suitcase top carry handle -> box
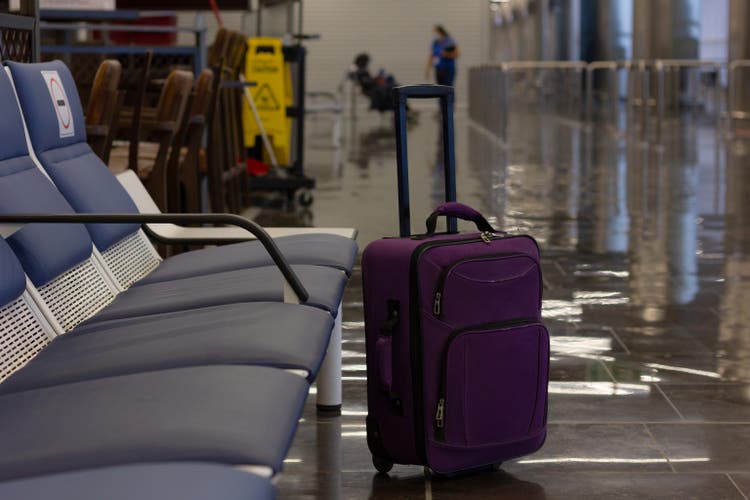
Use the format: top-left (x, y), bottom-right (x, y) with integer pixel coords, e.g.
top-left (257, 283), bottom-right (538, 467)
top-left (393, 85), bottom-right (457, 237)
top-left (424, 202), bottom-right (496, 236)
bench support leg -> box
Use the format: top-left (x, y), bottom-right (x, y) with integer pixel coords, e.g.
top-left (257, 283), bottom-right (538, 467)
top-left (317, 303), bottom-right (342, 415)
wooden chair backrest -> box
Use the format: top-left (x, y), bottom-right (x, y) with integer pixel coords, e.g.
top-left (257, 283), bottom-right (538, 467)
top-left (86, 59), bottom-right (121, 127)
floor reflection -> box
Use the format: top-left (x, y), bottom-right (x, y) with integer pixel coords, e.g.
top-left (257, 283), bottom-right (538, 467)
top-left (267, 107), bottom-right (750, 499)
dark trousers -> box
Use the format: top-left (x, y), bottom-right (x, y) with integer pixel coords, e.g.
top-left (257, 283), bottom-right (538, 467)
top-left (435, 67), bottom-right (456, 87)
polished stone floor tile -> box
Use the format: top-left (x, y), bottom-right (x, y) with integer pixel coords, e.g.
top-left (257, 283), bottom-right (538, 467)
top-left (547, 384), bottom-right (681, 423)
top-left (647, 424), bottom-right (750, 472)
top-left (502, 424), bottom-right (670, 472)
top-left (729, 473), bottom-right (750, 496)
top-left (658, 384), bottom-right (750, 422)
top-left (605, 354), bottom-right (748, 385)
top-left (548, 355), bottom-right (614, 382)
top-left (430, 471), bottom-right (745, 500)
top-left (611, 325), bottom-right (714, 356)
top-left (606, 354), bottom-right (750, 386)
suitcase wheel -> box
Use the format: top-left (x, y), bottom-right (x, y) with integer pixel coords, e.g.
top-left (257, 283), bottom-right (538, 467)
top-left (372, 454), bottom-right (394, 474)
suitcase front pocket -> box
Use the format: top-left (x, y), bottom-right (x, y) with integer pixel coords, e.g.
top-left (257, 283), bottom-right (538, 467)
top-left (435, 321), bottom-right (549, 447)
top-left (432, 254), bottom-right (541, 326)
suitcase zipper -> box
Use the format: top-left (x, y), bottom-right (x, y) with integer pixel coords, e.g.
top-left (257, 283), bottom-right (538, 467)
top-left (409, 233), bottom-right (513, 463)
top-left (432, 251), bottom-right (523, 318)
top-left (434, 318), bottom-right (538, 442)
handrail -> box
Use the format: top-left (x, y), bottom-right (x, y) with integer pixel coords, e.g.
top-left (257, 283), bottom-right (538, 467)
top-left (499, 61), bottom-right (587, 71)
top-left (0, 212), bottom-right (309, 303)
top-left (654, 59), bottom-right (725, 68)
top-left (39, 22), bottom-right (207, 34)
top-left (469, 58), bottom-right (743, 143)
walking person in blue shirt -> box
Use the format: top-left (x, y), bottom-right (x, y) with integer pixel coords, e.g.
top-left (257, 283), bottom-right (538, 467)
top-left (425, 24), bottom-right (459, 86)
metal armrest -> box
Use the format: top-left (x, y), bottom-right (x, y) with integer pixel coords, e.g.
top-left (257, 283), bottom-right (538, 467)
top-left (0, 212), bottom-right (309, 303)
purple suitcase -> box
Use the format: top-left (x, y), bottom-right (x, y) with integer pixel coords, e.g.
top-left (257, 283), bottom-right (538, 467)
top-left (362, 85), bottom-right (549, 475)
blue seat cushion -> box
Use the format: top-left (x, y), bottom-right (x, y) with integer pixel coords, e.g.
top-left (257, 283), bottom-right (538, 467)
top-left (0, 238), bottom-right (26, 308)
top-left (0, 365), bottom-right (307, 481)
top-left (0, 302), bottom-right (333, 393)
top-left (0, 164), bottom-right (93, 287)
top-left (138, 234), bottom-right (359, 285)
top-left (85, 265), bottom-right (347, 324)
top-left (0, 463), bottom-right (275, 500)
top-left (6, 61), bottom-right (140, 251)
top-left (37, 142), bottom-right (140, 251)
top-left (0, 68), bottom-right (93, 287)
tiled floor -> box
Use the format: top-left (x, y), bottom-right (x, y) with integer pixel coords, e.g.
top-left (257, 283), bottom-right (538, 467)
top-left (255, 105), bottom-right (750, 499)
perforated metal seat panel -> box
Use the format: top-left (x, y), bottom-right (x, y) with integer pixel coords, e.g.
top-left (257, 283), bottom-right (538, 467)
top-left (101, 231), bottom-right (161, 289)
top-left (0, 295), bottom-right (49, 381)
top-left (38, 258), bottom-right (115, 331)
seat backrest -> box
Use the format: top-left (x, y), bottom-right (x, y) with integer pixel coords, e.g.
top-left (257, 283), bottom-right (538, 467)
top-left (191, 68), bottom-right (215, 119)
top-left (0, 66), bottom-right (118, 330)
top-left (155, 69), bottom-right (194, 126)
top-left (6, 60), bottom-right (162, 290)
top-left (0, 236), bottom-right (54, 381)
top-left (85, 59), bottom-right (122, 161)
top-left (0, 67), bottom-right (94, 289)
top-left (208, 27), bottom-right (230, 69)
top-left (6, 60), bottom-right (142, 252)
top-left (168, 68), bottom-right (213, 213)
top-left (148, 69), bottom-right (195, 212)
top-left (86, 59), bottom-right (121, 128)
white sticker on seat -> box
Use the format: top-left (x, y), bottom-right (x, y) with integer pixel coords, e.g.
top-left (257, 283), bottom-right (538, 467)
top-left (41, 70), bottom-right (75, 138)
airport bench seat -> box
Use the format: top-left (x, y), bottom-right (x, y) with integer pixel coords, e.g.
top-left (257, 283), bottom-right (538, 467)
top-left (0, 301), bottom-right (333, 394)
top-left (0, 239), bottom-right (307, 487)
top-left (0, 463), bottom-right (275, 500)
top-left (0, 365), bottom-right (307, 482)
top-left (1, 61), bottom-right (350, 408)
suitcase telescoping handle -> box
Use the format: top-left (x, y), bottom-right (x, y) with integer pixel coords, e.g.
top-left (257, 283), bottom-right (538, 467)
top-left (424, 202), bottom-right (497, 236)
top-left (393, 85), bottom-right (457, 237)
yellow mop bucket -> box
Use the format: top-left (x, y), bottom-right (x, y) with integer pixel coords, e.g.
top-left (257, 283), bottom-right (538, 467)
top-left (242, 37), bottom-right (291, 166)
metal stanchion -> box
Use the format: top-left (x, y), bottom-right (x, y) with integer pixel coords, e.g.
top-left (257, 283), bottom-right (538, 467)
top-left (585, 61), bottom-right (620, 130)
top-left (640, 60), bottom-right (650, 143)
top-left (655, 60), bottom-right (665, 144)
top-left (728, 60), bottom-right (750, 136)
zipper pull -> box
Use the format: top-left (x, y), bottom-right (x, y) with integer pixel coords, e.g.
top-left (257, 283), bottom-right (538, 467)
top-left (433, 292), bottom-right (442, 316)
top-left (480, 231), bottom-right (492, 243)
top-left (435, 398), bottom-right (445, 429)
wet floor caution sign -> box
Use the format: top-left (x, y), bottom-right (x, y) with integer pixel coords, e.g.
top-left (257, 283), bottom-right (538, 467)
top-left (242, 37), bottom-right (291, 166)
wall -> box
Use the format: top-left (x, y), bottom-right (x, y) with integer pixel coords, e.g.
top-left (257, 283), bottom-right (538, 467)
top-left (301, 0), bottom-right (484, 103)
top-left (700, 0), bottom-right (727, 61)
top-left (180, 1), bottom-right (485, 105)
